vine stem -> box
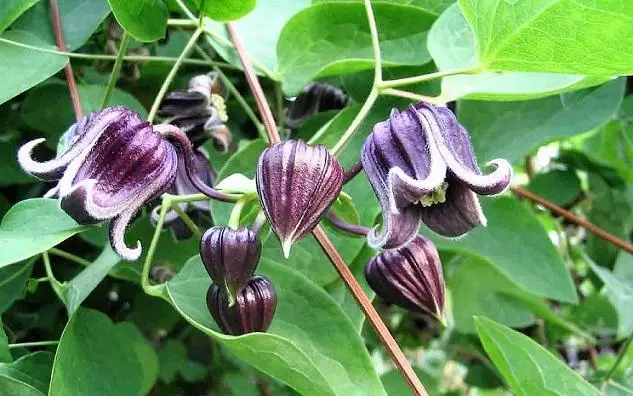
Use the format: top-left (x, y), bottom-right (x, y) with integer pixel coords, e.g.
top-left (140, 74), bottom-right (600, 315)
top-left (101, 32), bottom-right (130, 108)
top-left (170, 204), bottom-right (202, 238)
top-left (227, 20), bottom-right (429, 396)
top-left (49, 0), bottom-right (82, 119)
top-left (9, 340), bottom-right (60, 349)
top-left (48, 247), bottom-right (91, 266)
top-left (142, 196), bottom-right (171, 296)
top-left (378, 67), bottom-right (480, 89)
top-left (330, 88), bottom-right (378, 156)
top-left (512, 186), bottom-right (633, 255)
top-left (602, 332), bottom-right (633, 385)
top-left (382, 88), bottom-right (446, 105)
top-left (147, 27), bottom-right (204, 123)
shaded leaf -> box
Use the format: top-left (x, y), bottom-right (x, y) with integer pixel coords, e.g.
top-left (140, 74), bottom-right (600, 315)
top-left (0, 0), bottom-right (39, 33)
top-left (202, 0), bottom-right (255, 22)
top-left (526, 170), bottom-right (582, 207)
top-left (0, 260), bottom-right (34, 313)
top-left (0, 352), bottom-right (54, 394)
top-left (107, 0), bottom-right (167, 42)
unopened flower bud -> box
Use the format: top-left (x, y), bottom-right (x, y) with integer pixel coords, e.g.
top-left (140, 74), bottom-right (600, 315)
top-left (362, 103), bottom-right (512, 248)
top-left (18, 107), bottom-right (178, 260)
top-left (256, 140), bottom-right (344, 257)
top-left (365, 235), bottom-right (445, 321)
top-left (207, 276), bottom-right (277, 335)
top-left (200, 226), bottom-right (261, 305)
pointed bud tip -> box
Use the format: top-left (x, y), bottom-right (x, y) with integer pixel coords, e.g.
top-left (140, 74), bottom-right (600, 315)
top-left (281, 238), bottom-right (294, 259)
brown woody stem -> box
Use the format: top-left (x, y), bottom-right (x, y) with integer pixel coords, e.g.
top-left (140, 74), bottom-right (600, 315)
top-left (49, 0), bottom-right (83, 119)
top-left (227, 21), bottom-right (429, 396)
top-left (512, 186), bottom-right (633, 255)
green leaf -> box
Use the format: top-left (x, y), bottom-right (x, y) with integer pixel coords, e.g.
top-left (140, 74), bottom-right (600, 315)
top-left (157, 339), bottom-right (186, 384)
top-left (448, 256), bottom-right (534, 334)
top-left (166, 256), bottom-right (386, 396)
top-left (204, 0), bottom-right (310, 78)
top-left (0, 30), bottom-right (67, 105)
top-left (427, 197), bottom-right (577, 303)
top-left (459, 78), bottom-right (625, 164)
top-left (0, 352), bottom-right (54, 394)
top-left (582, 120), bottom-right (633, 184)
top-left (63, 246), bottom-right (120, 314)
top-left (0, 260), bottom-right (34, 313)
top-left (117, 323), bottom-right (159, 395)
top-left (526, 170), bottom-right (582, 207)
top-left (203, 0), bottom-right (255, 22)
top-left (0, 319), bottom-right (10, 363)
top-left (427, 4), bottom-right (605, 101)
top-left (0, 199), bottom-right (88, 268)
top-left (459, 0), bottom-right (633, 76)
top-left (0, 0), bottom-right (38, 33)
top-left (313, 0), bottom-right (452, 15)
top-left (50, 308), bottom-right (156, 396)
top-left (107, 0), bottom-right (167, 42)
top-left (381, 367), bottom-right (439, 395)
top-left (22, 82), bottom-right (147, 149)
top-left (475, 317), bottom-right (601, 396)
top-left (277, 2), bottom-right (436, 94)
top-left (11, 0), bottom-right (110, 51)
top-left (0, 133), bottom-right (36, 185)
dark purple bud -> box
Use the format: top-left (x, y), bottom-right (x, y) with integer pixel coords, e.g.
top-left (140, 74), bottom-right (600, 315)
top-left (286, 83), bottom-right (348, 130)
top-left (256, 140), bottom-right (344, 257)
top-left (207, 276), bottom-right (277, 335)
top-left (200, 226), bottom-right (261, 305)
top-left (361, 103), bottom-right (512, 248)
top-left (364, 235), bottom-right (445, 322)
top-left (18, 107), bottom-right (178, 260)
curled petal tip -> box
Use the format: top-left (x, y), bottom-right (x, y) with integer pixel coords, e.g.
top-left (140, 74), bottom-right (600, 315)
top-left (281, 238), bottom-right (294, 259)
top-left (110, 211), bottom-right (142, 260)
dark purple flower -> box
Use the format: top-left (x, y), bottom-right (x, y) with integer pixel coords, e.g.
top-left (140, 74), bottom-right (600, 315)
top-left (285, 83), bottom-right (348, 130)
top-left (18, 107), bottom-right (177, 260)
top-left (200, 226), bottom-right (261, 305)
top-left (256, 140), bottom-right (344, 257)
top-left (361, 103), bottom-right (512, 248)
top-left (159, 73), bottom-right (232, 152)
top-left (207, 276), bottom-right (277, 335)
top-left (365, 235), bottom-right (445, 321)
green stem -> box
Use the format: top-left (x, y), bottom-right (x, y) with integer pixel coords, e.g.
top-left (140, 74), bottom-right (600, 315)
top-left (147, 27), bottom-right (204, 123)
top-left (101, 32), bottom-right (130, 108)
top-left (48, 247), bottom-right (91, 267)
top-left (330, 88), bottom-right (378, 156)
top-left (170, 203), bottom-right (202, 238)
top-left (228, 197), bottom-right (248, 229)
top-left (42, 252), bottom-right (65, 301)
top-left (378, 67), bottom-right (480, 89)
top-left (0, 37), bottom-right (237, 69)
top-left (9, 340), bottom-right (60, 349)
top-left (381, 88), bottom-right (446, 104)
top-left (142, 197), bottom-right (171, 296)
top-left (603, 332), bottom-right (633, 383)
top-left (170, 193), bottom-right (214, 204)
top-left (168, 18), bottom-right (197, 27)
top-left (364, 0), bottom-right (382, 84)
top-left (174, 0), bottom-right (196, 19)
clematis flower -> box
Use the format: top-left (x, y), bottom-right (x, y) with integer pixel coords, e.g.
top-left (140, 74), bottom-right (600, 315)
top-left (200, 226), bottom-right (261, 305)
top-left (18, 107), bottom-right (178, 260)
top-left (207, 275), bottom-right (277, 335)
top-left (361, 103), bottom-right (512, 249)
top-left (364, 235), bottom-right (445, 322)
top-left (256, 140), bottom-right (344, 257)
top-left (159, 73), bottom-right (232, 152)
top-left (285, 83), bottom-right (348, 130)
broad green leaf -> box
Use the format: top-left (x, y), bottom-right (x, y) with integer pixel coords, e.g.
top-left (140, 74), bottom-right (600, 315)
top-left (50, 308), bottom-right (156, 396)
top-left (166, 256), bottom-right (386, 396)
top-left (107, 0), bottom-right (167, 42)
top-left (0, 260), bottom-right (34, 313)
top-left (475, 317), bottom-right (601, 396)
top-left (427, 4), bottom-right (605, 101)
top-left (117, 323), bottom-right (159, 395)
top-left (0, 199), bottom-right (88, 268)
top-left (204, 0), bottom-right (310, 78)
top-left (0, 352), bottom-right (53, 394)
top-left (203, 0), bottom-right (255, 22)
top-left (223, 372), bottom-right (260, 396)
top-left (157, 340), bottom-right (186, 383)
top-left (381, 367), bottom-right (439, 395)
top-left (0, 132), bottom-right (36, 185)
top-left (459, 78), bottom-right (625, 164)
top-left (526, 170), bottom-right (582, 207)
top-left (0, 30), bottom-right (67, 105)
top-left (582, 120), bottom-right (633, 184)
top-left (0, 319), bottom-right (9, 363)
top-left (277, 2), bottom-right (436, 94)
top-left (448, 256), bottom-right (534, 333)
top-left (22, 82), bottom-right (147, 149)
top-left (11, 0), bottom-right (110, 51)
top-left (569, 294), bottom-right (618, 338)
top-left (0, 0), bottom-right (38, 33)
top-left (312, 0), bottom-right (452, 15)
top-left (63, 246), bottom-right (120, 314)
top-left (427, 197), bottom-right (577, 303)
top-left (459, 0), bottom-right (633, 76)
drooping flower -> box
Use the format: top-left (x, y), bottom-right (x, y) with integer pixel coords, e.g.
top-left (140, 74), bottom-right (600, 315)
top-left (285, 83), bottom-right (348, 130)
top-left (158, 73), bottom-right (232, 152)
top-left (256, 140), bottom-right (344, 257)
top-left (18, 107), bottom-right (178, 260)
top-left (364, 235), bottom-right (445, 321)
top-left (200, 226), bottom-right (261, 305)
top-left (207, 276), bottom-right (277, 335)
top-left (361, 103), bottom-right (512, 249)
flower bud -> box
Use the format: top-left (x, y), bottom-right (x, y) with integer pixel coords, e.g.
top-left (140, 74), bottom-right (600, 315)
top-left (256, 140), bottom-right (344, 257)
top-left (200, 226), bottom-right (261, 305)
top-left (361, 103), bottom-right (512, 249)
top-left (18, 107), bottom-right (178, 260)
top-left (207, 276), bottom-right (277, 335)
top-left (365, 235), bottom-right (445, 321)
top-left (285, 83), bottom-right (348, 130)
